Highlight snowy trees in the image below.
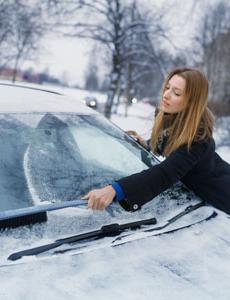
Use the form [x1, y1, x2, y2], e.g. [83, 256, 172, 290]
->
[10, 1, 45, 82]
[0, 0, 45, 81]
[0, 1, 13, 69]
[84, 52, 99, 91]
[64, 0, 149, 118]
[1, 0, 229, 117]
[195, 1, 230, 104]
[120, 2, 168, 107]
[47, 0, 169, 118]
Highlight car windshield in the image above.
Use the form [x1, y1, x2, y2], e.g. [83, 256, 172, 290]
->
[0, 112, 157, 212]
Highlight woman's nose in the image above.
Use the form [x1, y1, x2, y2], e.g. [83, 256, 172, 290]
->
[164, 89, 170, 99]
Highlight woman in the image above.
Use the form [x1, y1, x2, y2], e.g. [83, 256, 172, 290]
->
[83, 68, 230, 214]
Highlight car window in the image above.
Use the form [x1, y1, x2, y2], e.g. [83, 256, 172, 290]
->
[0, 113, 158, 212]
[26, 113, 157, 203]
[69, 118, 151, 174]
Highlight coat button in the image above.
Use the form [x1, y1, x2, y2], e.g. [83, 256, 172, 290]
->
[133, 204, 139, 210]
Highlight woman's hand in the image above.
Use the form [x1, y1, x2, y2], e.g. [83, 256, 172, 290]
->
[125, 130, 148, 149]
[82, 185, 116, 210]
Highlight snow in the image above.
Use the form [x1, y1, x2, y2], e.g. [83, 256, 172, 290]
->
[1, 211, 230, 300]
[0, 81, 99, 113]
[111, 102, 155, 139]
[0, 84, 230, 300]
[216, 146, 230, 164]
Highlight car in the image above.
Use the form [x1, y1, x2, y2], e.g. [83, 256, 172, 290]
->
[0, 81, 196, 242]
[0, 81, 196, 223]
[0, 82, 229, 300]
[82, 95, 98, 109]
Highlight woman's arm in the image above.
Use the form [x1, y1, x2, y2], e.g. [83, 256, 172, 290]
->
[83, 139, 211, 211]
[117, 140, 211, 211]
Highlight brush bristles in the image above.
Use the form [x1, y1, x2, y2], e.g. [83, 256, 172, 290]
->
[0, 212, 47, 230]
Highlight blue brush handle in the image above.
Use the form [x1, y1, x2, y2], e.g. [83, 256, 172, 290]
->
[0, 200, 88, 220]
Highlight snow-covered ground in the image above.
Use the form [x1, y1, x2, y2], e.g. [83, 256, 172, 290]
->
[0, 84, 230, 300]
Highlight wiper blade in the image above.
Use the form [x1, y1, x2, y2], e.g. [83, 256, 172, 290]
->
[52, 201, 206, 255]
[8, 217, 157, 261]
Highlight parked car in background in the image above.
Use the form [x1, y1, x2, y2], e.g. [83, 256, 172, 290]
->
[82, 95, 98, 109]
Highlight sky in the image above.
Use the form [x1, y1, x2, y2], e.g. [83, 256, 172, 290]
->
[23, 36, 92, 86]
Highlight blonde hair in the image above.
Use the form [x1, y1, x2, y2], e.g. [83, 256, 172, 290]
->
[151, 68, 214, 156]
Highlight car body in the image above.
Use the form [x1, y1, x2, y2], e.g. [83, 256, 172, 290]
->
[0, 81, 196, 242]
[0, 82, 194, 219]
[0, 82, 229, 300]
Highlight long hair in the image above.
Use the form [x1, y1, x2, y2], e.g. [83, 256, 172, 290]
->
[151, 68, 215, 156]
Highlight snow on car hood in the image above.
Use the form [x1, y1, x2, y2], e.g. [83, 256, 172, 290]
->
[0, 83, 97, 114]
[0, 208, 229, 300]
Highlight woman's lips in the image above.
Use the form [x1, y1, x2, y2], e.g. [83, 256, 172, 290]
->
[162, 100, 170, 107]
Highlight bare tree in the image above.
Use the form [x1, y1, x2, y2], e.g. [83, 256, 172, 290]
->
[194, 1, 230, 103]
[46, 0, 170, 118]
[9, 0, 45, 82]
[84, 49, 99, 91]
[121, 1, 169, 108]
[0, 1, 14, 69]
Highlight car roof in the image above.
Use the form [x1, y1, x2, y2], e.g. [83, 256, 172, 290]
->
[0, 82, 97, 114]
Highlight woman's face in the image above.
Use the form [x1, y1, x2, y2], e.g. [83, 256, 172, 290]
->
[160, 75, 186, 114]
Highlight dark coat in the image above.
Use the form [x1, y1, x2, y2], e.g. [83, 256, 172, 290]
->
[117, 138, 230, 214]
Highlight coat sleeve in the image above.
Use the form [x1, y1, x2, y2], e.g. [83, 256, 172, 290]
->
[117, 140, 210, 212]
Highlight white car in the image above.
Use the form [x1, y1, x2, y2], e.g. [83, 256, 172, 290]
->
[0, 82, 229, 300]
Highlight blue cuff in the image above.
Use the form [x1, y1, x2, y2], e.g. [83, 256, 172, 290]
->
[111, 182, 125, 202]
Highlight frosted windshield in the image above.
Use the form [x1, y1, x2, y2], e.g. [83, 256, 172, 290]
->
[0, 113, 157, 211]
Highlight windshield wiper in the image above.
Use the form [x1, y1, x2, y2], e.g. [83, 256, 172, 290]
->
[8, 202, 206, 261]
[8, 217, 157, 261]
[49, 201, 206, 256]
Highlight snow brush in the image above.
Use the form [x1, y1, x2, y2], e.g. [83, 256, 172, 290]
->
[0, 199, 88, 230]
